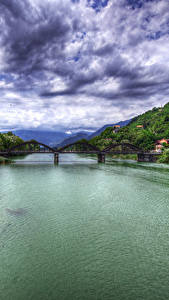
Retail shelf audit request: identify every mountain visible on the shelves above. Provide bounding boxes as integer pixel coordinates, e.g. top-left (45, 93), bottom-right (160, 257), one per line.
top-left (12, 130), bottom-right (69, 146)
top-left (54, 120), bottom-right (131, 148)
top-left (0, 118), bottom-right (134, 149)
top-left (89, 102), bottom-right (169, 151)
top-left (88, 119), bottom-right (131, 139)
top-left (56, 132), bottom-right (90, 148)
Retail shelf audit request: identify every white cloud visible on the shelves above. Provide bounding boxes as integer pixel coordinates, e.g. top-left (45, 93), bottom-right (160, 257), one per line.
top-left (0, 0), bottom-right (169, 131)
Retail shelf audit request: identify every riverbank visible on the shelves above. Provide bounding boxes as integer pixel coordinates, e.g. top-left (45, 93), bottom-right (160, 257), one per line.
top-left (157, 149), bottom-right (169, 164)
top-left (0, 156), bottom-right (12, 164)
top-left (111, 153), bottom-right (169, 164)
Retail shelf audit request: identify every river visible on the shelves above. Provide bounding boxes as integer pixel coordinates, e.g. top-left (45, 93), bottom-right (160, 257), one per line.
top-left (0, 154), bottom-right (169, 300)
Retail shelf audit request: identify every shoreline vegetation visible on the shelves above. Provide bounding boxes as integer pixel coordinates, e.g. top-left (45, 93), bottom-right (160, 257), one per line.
top-left (157, 149), bottom-right (169, 164)
top-left (0, 156), bottom-right (12, 164)
top-left (111, 153), bottom-right (168, 164)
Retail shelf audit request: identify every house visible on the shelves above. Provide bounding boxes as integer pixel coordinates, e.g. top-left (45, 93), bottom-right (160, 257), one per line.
top-left (136, 125), bottom-right (144, 128)
top-left (113, 125), bottom-right (121, 133)
top-left (155, 139), bottom-right (169, 152)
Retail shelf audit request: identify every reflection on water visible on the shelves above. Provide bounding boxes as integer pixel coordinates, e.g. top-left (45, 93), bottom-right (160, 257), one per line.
top-left (11, 153), bottom-right (97, 164)
top-left (0, 154), bottom-right (169, 300)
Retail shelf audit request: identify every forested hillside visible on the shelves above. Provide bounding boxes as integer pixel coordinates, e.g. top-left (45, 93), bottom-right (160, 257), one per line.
top-left (0, 132), bottom-right (24, 151)
top-left (89, 102), bottom-right (169, 151)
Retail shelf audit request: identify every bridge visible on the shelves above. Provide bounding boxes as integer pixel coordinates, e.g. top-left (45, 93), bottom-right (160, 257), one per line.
top-left (0, 140), bottom-right (160, 163)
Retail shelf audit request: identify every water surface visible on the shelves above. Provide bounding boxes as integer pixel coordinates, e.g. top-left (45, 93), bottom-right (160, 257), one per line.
top-left (0, 154), bottom-right (169, 300)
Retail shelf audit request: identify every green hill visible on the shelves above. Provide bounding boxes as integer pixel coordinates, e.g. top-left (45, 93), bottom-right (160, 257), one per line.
top-left (0, 132), bottom-right (41, 159)
top-left (89, 102), bottom-right (169, 151)
top-left (0, 132), bottom-right (24, 151)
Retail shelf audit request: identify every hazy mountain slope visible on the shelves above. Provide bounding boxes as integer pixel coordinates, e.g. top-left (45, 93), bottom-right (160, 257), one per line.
top-left (88, 119), bottom-right (131, 139)
top-left (56, 132), bottom-right (90, 148)
top-left (12, 130), bottom-right (69, 146)
top-left (55, 120), bottom-right (131, 148)
top-left (4, 119), bottom-right (130, 148)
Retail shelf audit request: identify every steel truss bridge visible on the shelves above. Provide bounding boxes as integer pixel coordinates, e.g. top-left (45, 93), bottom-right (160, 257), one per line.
top-left (0, 140), bottom-right (160, 163)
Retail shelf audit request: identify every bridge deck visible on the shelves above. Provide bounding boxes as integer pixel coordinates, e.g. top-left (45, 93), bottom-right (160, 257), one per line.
top-left (0, 151), bottom-right (100, 155)
top-left (0, 151), bottom-right (160, 155)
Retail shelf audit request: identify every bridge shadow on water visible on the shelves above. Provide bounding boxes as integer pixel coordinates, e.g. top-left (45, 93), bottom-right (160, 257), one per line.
top-left (10, 152), bottom-right (169, 171)
top-left (7, 152), bottom-right (169, 189)
top-left (11, 153), bottom-right (98, 165)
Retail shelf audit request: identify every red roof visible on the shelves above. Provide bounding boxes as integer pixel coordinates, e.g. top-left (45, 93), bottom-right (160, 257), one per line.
top-left (156, 139), bottom-right (169, 144)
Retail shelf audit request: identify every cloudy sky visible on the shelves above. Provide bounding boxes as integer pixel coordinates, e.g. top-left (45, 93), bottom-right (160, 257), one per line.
top-left (0, 0), bottom-right (169, 132)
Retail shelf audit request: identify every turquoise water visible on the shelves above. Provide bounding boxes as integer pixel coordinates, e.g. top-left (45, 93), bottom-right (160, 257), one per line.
top-left (0, 154), bottom-right (169, 300)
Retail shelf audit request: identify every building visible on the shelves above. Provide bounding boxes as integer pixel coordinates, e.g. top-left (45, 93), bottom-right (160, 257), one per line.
top-left (155, 139), bottom-right (169, 152)
top-left (136, 125), bottom-right (144, 128)
top-left (113, 125), bottom-right (121, 133)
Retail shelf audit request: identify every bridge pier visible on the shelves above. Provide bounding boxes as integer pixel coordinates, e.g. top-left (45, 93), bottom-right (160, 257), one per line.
top-left (54, 153), bottom-right (59, 164)
top-left (98, 153), bottom-right (105, 163)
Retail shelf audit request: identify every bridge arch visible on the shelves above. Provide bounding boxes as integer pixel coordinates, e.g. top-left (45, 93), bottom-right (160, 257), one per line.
top-left (103, 142), bottom-right (143, 153)
top-left (58, 141), bottom-right (100, 153)
top-left (8, 140), bottom-right (56, 153)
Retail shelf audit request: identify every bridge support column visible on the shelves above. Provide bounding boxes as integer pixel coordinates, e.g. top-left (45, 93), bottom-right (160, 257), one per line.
top-left (98, 153), bottom-right (105, 163)
top-left (54, 153), bottom-right (59, 164)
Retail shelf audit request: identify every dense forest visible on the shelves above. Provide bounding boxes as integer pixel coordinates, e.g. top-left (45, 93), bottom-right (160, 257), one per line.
top-left (0, 132), bottom-right (24, 151)
top-left (0, 132), bottom-right (39, 152)
top-left (89, 102), bottom-right (169, 151)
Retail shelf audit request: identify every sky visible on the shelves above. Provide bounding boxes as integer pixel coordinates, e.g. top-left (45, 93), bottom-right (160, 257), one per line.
top-left (0, 0), bottom-right (169, 133)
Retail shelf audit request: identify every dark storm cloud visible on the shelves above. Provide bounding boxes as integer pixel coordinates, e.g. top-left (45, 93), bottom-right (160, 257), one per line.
top-left (0, 0), bottom-right (77, 102)
top-left (0, 0), bottom-right (31, 19)
top-left (41, 63), bottom-right (100, 97)
top-left (126, 0), bottom-right (160, 9)
top-left (0, 0), bottom-right (169, 130)
top-left (93, 43), bottom-right (115, 56)
top-left (41, 88), bottom-right (75, 97)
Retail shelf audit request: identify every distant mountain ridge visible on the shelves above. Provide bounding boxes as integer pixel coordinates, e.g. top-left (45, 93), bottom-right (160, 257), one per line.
top-left (88, 119), bottom-right (131, 139)
top-left (1, 119), bottom-right (131, 147)
top-left (12, 130), bottom-right (69, 146)
top-left (56, 132), bottom-right (89, 148)
top-left (55, 120), bottom-right (131, 148)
